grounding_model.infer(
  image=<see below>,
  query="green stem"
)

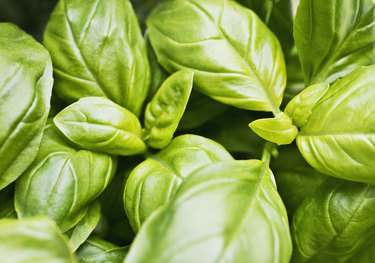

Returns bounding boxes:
[261,142,277,167]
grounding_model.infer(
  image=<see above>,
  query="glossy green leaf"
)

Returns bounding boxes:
[297,66,375,185]
[144,70,194,149]
[285,83,329,127]
[67,201,101,251]
[249,112,298,145]
[124,134,233,231]
[125,160,292,263]
[0,216,77,263]
[147,0,286,113]
[292,178,375,262]
[76,237,128,263]
[15,124,117,232]
[0,23,53,190]
[43,0,150,116]
[294,0,375,85]
[54,97,146,156]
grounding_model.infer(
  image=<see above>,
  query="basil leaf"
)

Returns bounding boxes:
[144,70,194,149]
[0,23,53,190]
[76,237,128,263]
[54,97,146,156]
[125,160,292,263]
[43,0,150,116]
[294,0,375,85]
[0,216,77,263]
[67,201,101,251]
[249,112,298,145]
[292,178,375,262]
[296,66,375,185]
[147,0,286,113]
[285,83,329,127]
[15,124,117,232]
[124,134,233,231]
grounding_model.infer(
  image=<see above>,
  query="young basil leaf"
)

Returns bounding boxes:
[0,23,53,190]
[249,112,298,145]
[54,97,146,156]
[43,0,150,116]
[0,216,77,263]
[147,0,286,114]
[67,201,101,251]
[292,178,375,262]
[14,124,117,232]
[296,66,375,185]
[124,134,233,231]
[76,237,129,263]
[285,83,329,127]
[125,160,292,263]
[144,70,194,149]
[294,0,375,85]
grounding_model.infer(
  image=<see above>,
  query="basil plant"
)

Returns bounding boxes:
[0,0,374,262]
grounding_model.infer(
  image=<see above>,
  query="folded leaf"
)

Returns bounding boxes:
[15,124,117,232]
[54,97,146,156]
[0,216,77,263]
[292,178,375,262]
[147,0,286,113]
[0,23,53,190]
[294,0,375,85]
[125,160,292,263]
[297,66,375,185]
[249,112,298,145]
[144,70,194,149]
[124,134,233,231]
[43,0,150,116]
[285,83,329,127]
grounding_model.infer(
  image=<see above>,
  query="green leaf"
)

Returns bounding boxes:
[76,237,128,263]
[144,70,194,149]
[294,0,375,85]
[0,216,77,262]
[249,112,298,145]
[0,23,53,190]
[125,160,292,263]
[124,134,233,232]
[67,201,101,251]
[54,97,146,156]
[292,178,375,262]
[15,124,117,232]
[296,66,375,185]
[285,83,329,127]
[43,0,150,116]
[147,0,286,113]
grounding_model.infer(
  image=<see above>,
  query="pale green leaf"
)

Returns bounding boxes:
[54,97,146,156]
